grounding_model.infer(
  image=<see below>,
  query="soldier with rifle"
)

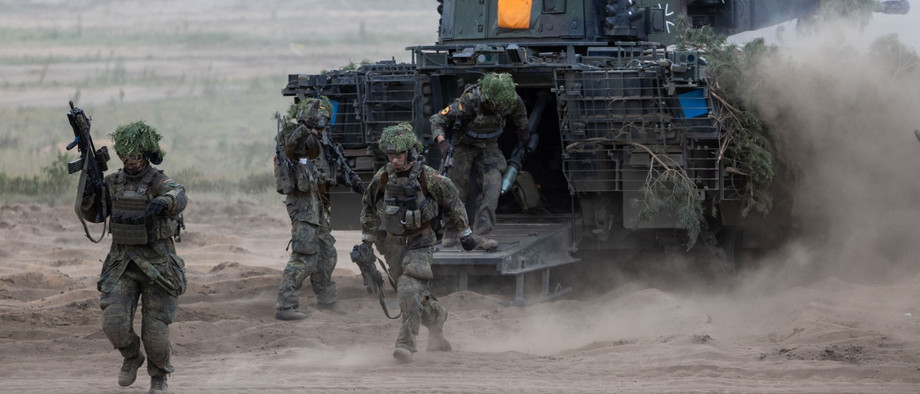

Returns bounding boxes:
[429,72,530,250]
[272,96,364,320]
[356,122,487,363]
[70,102,187,394]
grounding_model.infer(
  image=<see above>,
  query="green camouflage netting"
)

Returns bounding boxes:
[110,120,164,158]
[478,72,517,109]
[379,122,422,153]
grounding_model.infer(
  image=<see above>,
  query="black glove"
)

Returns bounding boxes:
[438,139,450,158]
[146,198,168,217]
[351,242,375,264]
[517,126,531,143]
[350,242,382,294]
[460,234,478,251]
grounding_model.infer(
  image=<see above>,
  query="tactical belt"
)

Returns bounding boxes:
[465,128,503,140]
[386,223,432,244]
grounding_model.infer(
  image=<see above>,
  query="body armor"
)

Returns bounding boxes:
[382,162,439,236]
[109,169,178,245]
[464,86,505,140]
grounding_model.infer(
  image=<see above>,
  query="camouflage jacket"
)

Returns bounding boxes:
[80,165,188,296]
[360,162,471,241]
[429,85,528,142]
[284,126,333,224]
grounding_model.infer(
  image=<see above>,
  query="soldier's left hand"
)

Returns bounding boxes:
[146,198,168,217]
[517,126,531,143]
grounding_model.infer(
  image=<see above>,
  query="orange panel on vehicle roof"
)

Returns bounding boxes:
[497,0,532,29]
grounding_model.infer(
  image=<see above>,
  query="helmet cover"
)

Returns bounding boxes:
[110,120,164,163]
[378,122,422,154]
[478,72,517,109]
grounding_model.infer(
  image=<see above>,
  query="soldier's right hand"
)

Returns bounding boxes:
[438,139,450,158]
[459,234,478,251]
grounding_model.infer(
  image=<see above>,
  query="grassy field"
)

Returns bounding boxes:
[0,0,439,203]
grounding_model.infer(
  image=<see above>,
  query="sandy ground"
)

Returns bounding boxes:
[3,0,920,393]
[2,200,920,393]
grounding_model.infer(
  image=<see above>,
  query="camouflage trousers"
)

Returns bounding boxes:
[447,139,507,235]
[383,236,447,353]
[276,220,337,311]
[99,261,177,378]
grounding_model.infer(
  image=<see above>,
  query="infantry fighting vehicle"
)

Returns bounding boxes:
[282,0,910,304]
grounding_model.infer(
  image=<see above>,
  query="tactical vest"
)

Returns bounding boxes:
[109,168,179,245]
[381,162,439,236]
[464,86,505,140]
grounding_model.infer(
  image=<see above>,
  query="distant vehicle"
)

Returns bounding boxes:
[282,0,910,304]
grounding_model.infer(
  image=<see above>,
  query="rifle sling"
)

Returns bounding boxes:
[73,158,107,243]
[375,256,400,319]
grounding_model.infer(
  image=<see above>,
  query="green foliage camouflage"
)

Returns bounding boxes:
[110,120,164,157]
[627,26,789,248]
[379,122,423,153]
[629,143,704,247]
[478,72,518,109]
[279,96,333,137]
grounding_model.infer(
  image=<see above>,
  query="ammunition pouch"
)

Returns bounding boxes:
[274,154,296,195]
[110,190,153,245]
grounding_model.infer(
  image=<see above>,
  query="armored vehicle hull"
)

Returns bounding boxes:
[283,0,909,301]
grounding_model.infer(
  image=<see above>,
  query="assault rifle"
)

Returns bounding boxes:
[65,101,111,242]
[439,118,462,176]
[319,130,366,195]
[350,243,399,319]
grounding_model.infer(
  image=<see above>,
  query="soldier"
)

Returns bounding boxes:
[80,121,187,394]
[430,72,530,248]
[357,122,482,363]
[273,97,341,320]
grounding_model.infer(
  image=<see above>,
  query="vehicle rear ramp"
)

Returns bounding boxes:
[433,215,578,306]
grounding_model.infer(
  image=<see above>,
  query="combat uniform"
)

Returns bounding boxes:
[81,160,187,390]
[274,100,339,319]
[357,122,481,362]
[361,161,472,358]
[430,82,529,235]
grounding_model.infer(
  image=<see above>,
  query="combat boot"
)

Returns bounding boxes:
[275,308,307,321]
[427,310,452,352]
[149,375,168,394]
[117,353,145,387]
[426,331,452,352]
[474,235,499,252]
[393,347,413,363]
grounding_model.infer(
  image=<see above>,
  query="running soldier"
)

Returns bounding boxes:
[80,121,187,394]
[357,122,484,363]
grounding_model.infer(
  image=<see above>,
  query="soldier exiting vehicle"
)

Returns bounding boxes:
[429,72,530,249]
[79,121,187,394]
[273,96,345,320]
[357,122,486,363]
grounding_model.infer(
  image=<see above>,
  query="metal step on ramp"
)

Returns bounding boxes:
[433,214,579,306]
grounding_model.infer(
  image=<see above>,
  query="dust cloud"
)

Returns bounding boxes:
[750,19,920,285]
[468,16,920,359]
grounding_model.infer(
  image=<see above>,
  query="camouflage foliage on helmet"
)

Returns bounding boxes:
[287,96,333,130]
[478,72,518,109]
[379,122,423,153]
[110,120,164,159]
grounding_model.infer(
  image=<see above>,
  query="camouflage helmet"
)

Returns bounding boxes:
[379,122,423,154]
[290,96,333,129]
[478,72,517,109]
[109,120,164,164]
